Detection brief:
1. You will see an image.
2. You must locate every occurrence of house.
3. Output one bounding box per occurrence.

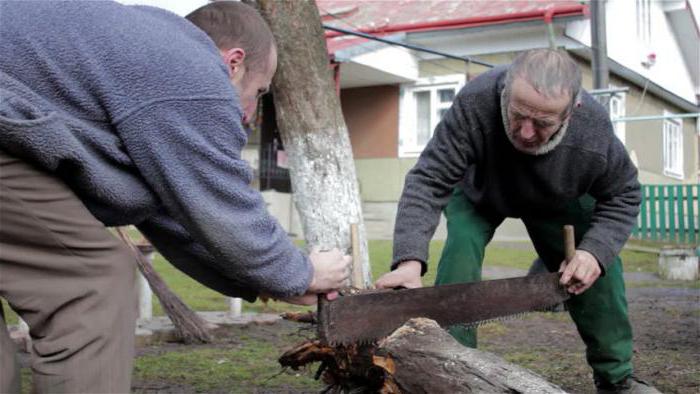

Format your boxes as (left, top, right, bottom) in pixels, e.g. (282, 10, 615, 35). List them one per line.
(303, 0, 699, 241)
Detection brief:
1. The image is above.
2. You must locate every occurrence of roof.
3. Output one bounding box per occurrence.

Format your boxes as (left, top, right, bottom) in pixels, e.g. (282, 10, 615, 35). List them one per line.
(318, 0, 588, 38)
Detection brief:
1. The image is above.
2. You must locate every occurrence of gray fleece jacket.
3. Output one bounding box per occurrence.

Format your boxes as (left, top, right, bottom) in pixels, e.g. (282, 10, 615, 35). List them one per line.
(0, 1, 312, 301)
(393, 66, 641, 272)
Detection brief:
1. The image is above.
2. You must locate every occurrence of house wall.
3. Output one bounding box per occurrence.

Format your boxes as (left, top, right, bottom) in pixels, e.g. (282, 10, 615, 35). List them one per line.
(340, 85, 400, 159)
(566, 0, 697, 103)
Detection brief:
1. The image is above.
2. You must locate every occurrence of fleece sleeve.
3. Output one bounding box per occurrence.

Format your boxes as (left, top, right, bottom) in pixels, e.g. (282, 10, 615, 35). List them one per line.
(392, 97, 474, 272)
(116, 97, 313, 298)
(579, 127, 641, 271)
(137, 209, 258, 302)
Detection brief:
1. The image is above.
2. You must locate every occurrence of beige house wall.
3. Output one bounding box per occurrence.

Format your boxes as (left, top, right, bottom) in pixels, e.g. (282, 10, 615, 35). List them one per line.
(419, 53, 699, 185)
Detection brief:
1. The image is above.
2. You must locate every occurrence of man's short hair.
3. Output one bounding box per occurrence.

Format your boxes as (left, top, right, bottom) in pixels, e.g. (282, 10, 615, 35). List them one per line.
(186, 1, 275, 69)
(504, 49, 582, 109)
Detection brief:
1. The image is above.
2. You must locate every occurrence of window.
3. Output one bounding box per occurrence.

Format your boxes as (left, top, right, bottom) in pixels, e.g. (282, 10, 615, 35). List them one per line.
(636, 0, 652, 44)
(662, 112, 683, 179)
(608, 86, 626, 144)
(399, 75, 465, 157)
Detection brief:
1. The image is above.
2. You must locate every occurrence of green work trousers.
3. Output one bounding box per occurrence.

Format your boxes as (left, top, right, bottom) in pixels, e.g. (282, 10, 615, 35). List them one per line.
(435, 188, 633, 384)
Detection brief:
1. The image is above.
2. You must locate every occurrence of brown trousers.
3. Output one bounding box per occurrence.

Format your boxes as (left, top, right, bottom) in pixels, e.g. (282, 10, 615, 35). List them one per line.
(0, 150, 136, 393)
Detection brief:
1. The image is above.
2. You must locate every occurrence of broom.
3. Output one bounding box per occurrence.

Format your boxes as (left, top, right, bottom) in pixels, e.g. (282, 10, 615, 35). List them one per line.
(116, 227, 212, 344)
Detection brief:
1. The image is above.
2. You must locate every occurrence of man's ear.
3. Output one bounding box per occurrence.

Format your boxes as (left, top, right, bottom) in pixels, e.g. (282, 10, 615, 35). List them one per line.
(220, 48, 246, 77)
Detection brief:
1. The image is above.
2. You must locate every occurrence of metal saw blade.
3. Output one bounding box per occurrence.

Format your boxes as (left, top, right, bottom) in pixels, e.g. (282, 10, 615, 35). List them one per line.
(317, 272, 569, 345)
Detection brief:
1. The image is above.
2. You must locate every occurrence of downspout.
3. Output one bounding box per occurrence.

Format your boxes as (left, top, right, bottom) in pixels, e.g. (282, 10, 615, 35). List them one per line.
(330, 58, 341, 96)
(543, 5, 590, 49)
(543, 9, 558, 49)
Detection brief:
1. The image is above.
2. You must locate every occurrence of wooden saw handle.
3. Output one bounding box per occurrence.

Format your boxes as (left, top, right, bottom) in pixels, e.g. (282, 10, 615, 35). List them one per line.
(563, 225, 576, 263)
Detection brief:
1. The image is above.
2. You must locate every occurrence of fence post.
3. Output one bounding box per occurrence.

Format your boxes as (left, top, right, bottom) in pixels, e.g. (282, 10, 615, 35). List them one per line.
(658, 185, 666, 241)
(669, 186, 677, 243)
(649, 186, 657, 241)
(677, 185, 686, 243)
(639, 186, 648, 240)
(686, 184, 696, 244)
(228, 297, 242, 318)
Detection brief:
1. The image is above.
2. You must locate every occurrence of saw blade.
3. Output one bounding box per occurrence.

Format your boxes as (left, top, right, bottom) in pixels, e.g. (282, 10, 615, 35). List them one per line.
(317, 272, 569, 345)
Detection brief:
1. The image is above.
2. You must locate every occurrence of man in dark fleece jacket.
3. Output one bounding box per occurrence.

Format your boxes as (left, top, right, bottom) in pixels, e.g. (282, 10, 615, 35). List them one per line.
(0, 2, 350, 393)
(376, 50, 659, 393)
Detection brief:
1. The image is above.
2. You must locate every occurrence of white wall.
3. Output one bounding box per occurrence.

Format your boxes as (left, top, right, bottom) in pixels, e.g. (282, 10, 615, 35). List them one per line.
(566, 0, 696, 104)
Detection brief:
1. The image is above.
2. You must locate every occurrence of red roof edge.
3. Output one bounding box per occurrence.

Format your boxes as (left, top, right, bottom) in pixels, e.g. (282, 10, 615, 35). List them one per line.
(325, 4, 589, 38)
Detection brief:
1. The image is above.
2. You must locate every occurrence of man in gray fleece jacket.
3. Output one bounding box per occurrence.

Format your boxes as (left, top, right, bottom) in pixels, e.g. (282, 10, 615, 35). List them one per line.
(376, 50, 658, 393)
(0, 1, 350, 392)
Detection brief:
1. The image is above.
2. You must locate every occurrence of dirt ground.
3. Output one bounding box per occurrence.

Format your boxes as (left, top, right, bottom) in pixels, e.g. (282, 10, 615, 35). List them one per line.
(130, 285, 699, 394)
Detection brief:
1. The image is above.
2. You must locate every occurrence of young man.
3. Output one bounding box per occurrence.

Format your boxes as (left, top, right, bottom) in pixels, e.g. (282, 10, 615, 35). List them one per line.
(0, 2, 349, 392)
(376, 49, 659, 393)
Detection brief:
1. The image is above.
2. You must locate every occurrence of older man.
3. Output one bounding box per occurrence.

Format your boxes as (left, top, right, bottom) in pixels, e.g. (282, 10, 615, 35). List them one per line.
(0, 2, 349, 393)
(377, 49, 659, 393)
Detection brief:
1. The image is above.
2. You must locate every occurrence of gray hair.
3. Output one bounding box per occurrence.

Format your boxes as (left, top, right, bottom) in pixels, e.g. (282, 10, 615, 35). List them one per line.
(504, 49, 582, 109)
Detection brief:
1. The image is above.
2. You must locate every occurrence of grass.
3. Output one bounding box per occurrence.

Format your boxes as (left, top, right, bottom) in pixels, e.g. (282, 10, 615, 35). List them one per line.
(133, 341, 322, 393)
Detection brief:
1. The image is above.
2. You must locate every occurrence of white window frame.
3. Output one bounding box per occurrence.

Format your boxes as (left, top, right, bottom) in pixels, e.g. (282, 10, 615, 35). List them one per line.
(398, 74, 465, 157)
(636, 0, 652, 44)
(662, 111, 684, 179)
(608, 85, 626, 144)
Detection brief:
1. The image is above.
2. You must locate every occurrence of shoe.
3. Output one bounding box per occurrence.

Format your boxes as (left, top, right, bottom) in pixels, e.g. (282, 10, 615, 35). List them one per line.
(595, 375, 662, 394)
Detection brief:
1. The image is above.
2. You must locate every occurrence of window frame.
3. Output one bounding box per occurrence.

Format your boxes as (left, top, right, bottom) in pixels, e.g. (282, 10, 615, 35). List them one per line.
(662, 111, 684, 179)
(608, 85, 627, 144)
(398, 74, 466, 158)
(636, 0, 652, 44)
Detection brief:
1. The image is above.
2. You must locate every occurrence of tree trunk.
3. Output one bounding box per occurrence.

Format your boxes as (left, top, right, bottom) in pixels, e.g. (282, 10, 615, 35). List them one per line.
(252, 0, 371, 286)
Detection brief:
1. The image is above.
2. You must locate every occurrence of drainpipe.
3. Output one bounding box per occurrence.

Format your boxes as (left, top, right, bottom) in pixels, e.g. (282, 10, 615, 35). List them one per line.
(330, 58, 341, 96)
(543, 9, 558, 49)
(591, 0, 609, 90)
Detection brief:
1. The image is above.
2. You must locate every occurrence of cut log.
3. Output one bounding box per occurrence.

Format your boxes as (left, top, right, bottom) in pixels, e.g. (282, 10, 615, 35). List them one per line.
(280, 317, 567, 393)
(378, 318, 566, 394)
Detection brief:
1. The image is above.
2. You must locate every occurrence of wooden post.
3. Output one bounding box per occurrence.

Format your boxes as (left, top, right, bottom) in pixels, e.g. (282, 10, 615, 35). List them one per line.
(136, 244, 154, 321)
(350, 223, 364, 289)
(228, 297, 242, 318)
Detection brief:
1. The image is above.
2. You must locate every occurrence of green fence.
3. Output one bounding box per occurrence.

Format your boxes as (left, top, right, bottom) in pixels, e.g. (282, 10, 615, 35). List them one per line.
(632, 184, 698, 244)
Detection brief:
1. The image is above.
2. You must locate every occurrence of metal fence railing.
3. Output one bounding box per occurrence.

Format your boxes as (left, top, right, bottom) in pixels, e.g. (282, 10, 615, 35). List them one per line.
(632, 184, 698, 244)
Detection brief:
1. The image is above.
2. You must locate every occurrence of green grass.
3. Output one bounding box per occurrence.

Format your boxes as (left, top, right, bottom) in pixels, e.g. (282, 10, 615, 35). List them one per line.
(133, 341, 322, 393)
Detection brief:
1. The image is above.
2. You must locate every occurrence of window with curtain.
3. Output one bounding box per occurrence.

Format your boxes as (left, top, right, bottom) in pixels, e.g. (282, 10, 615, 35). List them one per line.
(399, 75, 465, 157)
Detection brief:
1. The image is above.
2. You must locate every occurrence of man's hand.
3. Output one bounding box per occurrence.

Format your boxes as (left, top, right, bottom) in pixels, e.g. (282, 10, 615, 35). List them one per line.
(559, 250, 601, 295)
(375, 260, 423, 289)
(308, 247, 352, 293)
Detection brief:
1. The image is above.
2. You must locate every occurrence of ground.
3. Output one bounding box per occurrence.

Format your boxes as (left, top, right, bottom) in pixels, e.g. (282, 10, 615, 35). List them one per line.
(7, 241, 699, 393)
(129, 282, 699, 393)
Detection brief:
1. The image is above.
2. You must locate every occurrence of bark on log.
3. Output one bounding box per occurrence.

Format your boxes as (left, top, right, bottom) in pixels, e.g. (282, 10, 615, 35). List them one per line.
(378, 318, 566, 394)
(250, 0, 371, 286)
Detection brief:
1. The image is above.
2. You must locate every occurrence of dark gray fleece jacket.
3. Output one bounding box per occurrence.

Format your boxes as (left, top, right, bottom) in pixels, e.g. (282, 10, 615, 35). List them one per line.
(0, 1, 312, 301)
(393, 66, 641, 272)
